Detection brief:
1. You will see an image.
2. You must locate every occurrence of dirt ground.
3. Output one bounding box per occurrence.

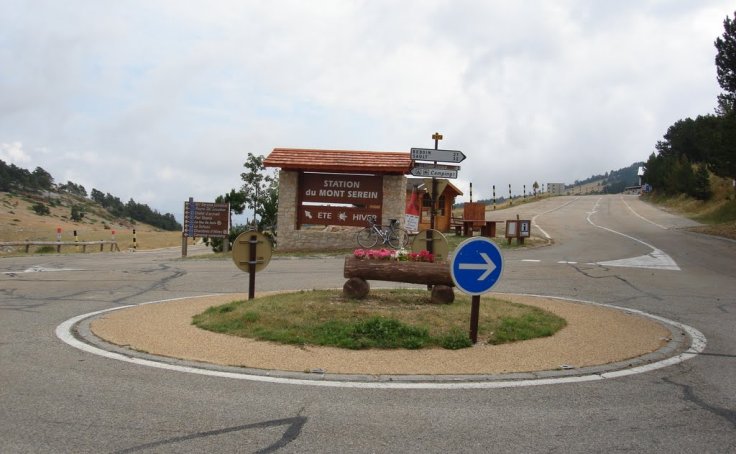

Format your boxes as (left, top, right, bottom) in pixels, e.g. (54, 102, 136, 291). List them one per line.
(90, 293, 670, 376)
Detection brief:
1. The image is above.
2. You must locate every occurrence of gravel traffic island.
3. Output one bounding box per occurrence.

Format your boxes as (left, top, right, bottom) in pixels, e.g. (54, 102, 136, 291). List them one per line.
(89, 293, 674, 376)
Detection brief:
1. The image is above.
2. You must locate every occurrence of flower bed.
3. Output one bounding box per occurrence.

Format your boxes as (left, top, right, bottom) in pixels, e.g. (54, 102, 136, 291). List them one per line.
(353, 248, 434, 263)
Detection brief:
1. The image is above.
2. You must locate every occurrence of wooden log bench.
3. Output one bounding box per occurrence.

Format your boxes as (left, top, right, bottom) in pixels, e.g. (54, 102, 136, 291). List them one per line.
(343, 256, 455, 304)
(451, 216, 464, 235)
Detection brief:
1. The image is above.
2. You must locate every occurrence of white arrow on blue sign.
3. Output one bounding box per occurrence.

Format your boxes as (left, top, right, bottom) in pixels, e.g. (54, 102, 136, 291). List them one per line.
(450, 237, 504, 295)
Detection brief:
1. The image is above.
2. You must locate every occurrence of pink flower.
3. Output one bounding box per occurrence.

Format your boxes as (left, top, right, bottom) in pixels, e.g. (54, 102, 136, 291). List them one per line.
(353, 248, 399, 260)
(407, 250, 434, 262)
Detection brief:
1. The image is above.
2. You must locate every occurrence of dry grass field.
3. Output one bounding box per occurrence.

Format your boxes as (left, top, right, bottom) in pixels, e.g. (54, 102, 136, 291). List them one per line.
(0, 191, 182, 255)
(645, 177, 736, 240)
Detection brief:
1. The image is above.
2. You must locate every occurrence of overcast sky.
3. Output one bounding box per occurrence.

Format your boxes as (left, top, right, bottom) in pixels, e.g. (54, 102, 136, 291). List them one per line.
(1, 1, 733, 223)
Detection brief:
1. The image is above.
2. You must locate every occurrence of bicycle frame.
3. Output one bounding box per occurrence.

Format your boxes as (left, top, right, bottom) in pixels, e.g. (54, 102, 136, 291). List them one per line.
(357, 217, 408, 249)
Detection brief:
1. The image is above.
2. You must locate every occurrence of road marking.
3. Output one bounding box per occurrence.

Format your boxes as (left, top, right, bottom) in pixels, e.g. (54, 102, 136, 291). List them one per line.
(521, 259, 541, 262)
(56, 294, 705, 390)
(619, 195, 669, 230)
(587, 198, 680, 271)
(531, 196, 580, 240)
(3, 265, 85, 275)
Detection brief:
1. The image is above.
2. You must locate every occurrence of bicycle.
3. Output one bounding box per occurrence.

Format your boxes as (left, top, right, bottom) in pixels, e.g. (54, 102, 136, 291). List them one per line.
(356, 217, 411, 249)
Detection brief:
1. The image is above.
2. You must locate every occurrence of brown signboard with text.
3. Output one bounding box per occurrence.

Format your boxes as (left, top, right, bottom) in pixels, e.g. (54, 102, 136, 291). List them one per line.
(184, 200, 230, 237)
(299, 172, 383, 228)
(302, 173, 382, 206)
(299, 205, 381, 227)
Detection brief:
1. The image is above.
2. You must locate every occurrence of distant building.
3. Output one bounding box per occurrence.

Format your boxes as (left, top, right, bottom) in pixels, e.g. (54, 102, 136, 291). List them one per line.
(547, 183, 566, 196)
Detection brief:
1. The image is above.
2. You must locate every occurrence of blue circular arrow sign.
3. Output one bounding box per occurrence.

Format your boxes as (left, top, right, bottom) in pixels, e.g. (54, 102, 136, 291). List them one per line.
(450, 237, 504, 295)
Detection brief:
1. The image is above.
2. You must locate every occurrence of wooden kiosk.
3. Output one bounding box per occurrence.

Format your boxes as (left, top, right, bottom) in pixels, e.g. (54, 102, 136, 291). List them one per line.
(264, 148, 412, 251)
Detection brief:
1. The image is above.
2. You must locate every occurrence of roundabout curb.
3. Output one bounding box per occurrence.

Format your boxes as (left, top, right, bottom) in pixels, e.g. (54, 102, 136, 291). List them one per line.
(57, 294, 706, 389)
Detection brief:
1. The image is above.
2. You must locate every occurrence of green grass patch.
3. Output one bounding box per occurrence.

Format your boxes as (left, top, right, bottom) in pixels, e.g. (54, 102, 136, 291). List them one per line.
(192, 289, 566, 350)
(693, 198, 736, 224)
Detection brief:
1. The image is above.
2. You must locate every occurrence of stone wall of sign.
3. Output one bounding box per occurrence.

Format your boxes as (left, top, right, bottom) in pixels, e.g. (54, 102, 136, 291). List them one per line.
(275, 170, 407, 251)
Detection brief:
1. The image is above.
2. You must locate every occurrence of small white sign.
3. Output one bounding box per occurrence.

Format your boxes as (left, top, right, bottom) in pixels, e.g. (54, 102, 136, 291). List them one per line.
(410, 148, 466, 163)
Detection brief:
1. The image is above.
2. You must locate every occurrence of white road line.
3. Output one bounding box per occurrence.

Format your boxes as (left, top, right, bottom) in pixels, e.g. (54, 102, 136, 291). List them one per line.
(619, 195, 669, 230)
(587, 198, 680, 271)
(56, 294, 705, 389)
(531, 196, 580, 240)
(3, 266, 85, 275)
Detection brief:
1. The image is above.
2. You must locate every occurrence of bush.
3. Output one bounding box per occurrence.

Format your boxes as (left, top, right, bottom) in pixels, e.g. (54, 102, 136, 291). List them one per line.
(70, 205, 85, 221)
(31, 202, 50, 216)
(205, 224, 252, 253)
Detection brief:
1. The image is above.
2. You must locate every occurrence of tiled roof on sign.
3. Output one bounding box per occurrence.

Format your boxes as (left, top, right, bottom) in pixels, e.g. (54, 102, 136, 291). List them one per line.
(263, 148, 412, 174)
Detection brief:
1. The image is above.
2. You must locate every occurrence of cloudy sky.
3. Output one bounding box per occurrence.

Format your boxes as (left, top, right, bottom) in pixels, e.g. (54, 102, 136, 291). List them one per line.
(1, 1, 733, 223)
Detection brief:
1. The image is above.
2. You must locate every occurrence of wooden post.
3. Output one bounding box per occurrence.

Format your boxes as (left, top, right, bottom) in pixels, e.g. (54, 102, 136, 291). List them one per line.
(469, 295, 480, 343)
(248, 233, 257, 300)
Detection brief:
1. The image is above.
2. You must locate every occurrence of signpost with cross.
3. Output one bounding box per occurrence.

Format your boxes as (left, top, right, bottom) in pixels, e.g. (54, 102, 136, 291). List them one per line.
(409, 133, 467, 255)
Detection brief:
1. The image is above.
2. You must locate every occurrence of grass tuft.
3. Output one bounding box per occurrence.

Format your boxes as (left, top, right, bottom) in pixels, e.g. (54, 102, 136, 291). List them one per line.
(192, 290, 566, 350)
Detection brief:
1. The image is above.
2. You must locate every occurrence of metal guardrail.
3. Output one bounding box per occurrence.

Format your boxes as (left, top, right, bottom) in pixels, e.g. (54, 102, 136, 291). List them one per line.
(0, 240, 120, 253)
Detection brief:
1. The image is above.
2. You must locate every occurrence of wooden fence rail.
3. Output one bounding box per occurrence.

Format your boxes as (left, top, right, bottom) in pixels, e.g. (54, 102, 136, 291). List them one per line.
(0, 240, 120, 253)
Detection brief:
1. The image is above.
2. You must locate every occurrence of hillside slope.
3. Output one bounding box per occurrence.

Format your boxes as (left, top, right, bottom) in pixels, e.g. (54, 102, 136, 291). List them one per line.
(0, 191, 182, 253)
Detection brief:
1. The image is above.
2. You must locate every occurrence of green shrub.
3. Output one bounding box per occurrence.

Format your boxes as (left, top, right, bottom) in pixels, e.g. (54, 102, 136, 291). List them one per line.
(31, 202, 50, 216)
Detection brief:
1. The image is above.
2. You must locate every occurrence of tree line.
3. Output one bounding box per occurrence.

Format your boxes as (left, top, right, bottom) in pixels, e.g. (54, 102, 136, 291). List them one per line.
(0, 161, 54, 192)
(89, 189, 181, 231)
(1, 160, 181, 231)
(643, 11, 736, 199)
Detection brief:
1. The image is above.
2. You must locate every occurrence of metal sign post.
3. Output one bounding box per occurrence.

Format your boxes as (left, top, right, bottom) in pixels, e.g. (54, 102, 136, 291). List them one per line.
(232, 231, 273, 300)
(450, 237, 504, 343)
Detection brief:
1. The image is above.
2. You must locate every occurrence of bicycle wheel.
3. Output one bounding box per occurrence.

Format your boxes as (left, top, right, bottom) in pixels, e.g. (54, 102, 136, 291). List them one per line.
(388, 227, 410, 249)
(356, 227, 379, 248)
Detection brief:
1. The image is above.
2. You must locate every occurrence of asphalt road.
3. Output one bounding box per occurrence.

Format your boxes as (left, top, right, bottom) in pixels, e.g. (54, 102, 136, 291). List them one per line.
(1, 195, 735, 453)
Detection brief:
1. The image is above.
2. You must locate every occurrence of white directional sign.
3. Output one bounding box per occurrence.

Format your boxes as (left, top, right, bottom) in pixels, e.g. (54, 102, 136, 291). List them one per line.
(410, 163, 459, 179)
(450, 237, 504, 295)
(410, 148, 466, 163)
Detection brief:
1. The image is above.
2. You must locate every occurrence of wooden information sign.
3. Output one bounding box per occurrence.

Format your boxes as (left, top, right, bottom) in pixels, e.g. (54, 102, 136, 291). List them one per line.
(183, 199, 230, 238)
(299, 172, 383, 227)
